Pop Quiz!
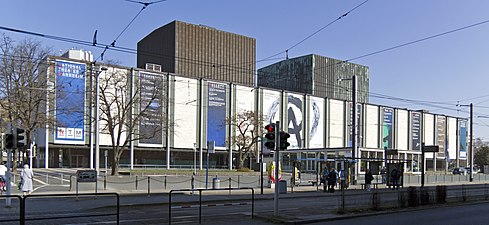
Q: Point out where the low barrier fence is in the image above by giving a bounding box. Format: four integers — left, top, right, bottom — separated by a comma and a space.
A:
0, 193, 119, 225
168, 187, 254, 225
336, 184, 489, 213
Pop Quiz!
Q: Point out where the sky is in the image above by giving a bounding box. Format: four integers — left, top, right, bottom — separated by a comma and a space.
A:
2, 0, 489, 140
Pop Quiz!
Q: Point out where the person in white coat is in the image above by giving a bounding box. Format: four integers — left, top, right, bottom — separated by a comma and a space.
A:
20, 164, 34, 195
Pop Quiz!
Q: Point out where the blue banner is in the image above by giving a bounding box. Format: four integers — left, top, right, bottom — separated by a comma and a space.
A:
55, 61, 86, 144
207, 82, 227, 148
459, 120, 467, 159
382, 108, 394, 149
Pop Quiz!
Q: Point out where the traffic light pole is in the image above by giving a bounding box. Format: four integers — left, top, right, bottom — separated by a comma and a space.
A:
274, 121, 280, 217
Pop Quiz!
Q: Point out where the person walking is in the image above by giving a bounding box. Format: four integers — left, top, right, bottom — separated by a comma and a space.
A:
327, 168, 338, 193
20, 164, 34, 196
365, 169, 374, 191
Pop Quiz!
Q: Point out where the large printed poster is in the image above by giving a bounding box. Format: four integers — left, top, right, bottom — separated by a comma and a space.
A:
447, 118, 457, 161
411, 112, 421, 150
55, 60, 86, 144
382, 108, 394, 149
139, 72, 164, 146
207, 82, 227, 148
309, 96, 324, 148
287, 94, 303, 149
459, 120, 467, 159
263, 89, 280, 124
437, 116, 446, 154
347, 103, 363, 147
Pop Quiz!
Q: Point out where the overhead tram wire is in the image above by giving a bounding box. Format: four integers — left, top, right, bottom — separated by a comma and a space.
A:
3, 17, 489, 106
258, 0, 370, 63
95, 0, 167, 62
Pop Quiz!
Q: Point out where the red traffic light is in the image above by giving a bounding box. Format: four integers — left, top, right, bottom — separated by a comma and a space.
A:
264, 123, 275, 132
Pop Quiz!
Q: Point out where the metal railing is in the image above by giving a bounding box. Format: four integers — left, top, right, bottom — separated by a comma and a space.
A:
0, 193, 119, 225
168, 187, 254, 225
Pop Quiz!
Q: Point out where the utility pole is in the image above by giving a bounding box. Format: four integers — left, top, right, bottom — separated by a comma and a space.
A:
469, 103, 473, 182
351, 75, 357, 185
274, 121, 280, 217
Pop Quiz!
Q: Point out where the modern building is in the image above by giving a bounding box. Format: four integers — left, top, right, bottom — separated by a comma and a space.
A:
32, 53, 467, 180
137, 20, 256, 86
257, 54, 369, 103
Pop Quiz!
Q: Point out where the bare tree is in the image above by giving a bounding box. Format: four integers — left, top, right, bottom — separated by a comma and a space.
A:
0, 34, 52, 167
97, 67, 168, 175
226, 110, 263, 169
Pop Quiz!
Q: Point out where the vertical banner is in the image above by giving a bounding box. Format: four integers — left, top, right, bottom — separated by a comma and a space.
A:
411, 112, 421, 150
309, 96, 324, 148
437, 116, 446, 154
263, 89, 280, 124
382, 108, 394, 149
459, 120, 467, 159
55, 60, 86, 144
287, 94, 303, 149
207, 82, 227, 148
347, 103, 363, 147
139, 72, 164, 146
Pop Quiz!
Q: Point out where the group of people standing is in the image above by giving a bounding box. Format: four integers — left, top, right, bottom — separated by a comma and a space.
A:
321, 168, 339, 193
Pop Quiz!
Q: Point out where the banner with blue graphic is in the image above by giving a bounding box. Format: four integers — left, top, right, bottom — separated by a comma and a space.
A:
459, 120, 467, 159
207, 82, 227, 148
382, 108, 394, 149
55, 60, 86, 144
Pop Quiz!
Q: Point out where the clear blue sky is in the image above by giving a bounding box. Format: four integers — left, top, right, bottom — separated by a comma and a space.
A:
2, 0, 489, 140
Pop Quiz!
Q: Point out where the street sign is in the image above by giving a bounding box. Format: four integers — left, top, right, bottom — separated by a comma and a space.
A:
207, 141, 215, 153
76, 170, 97, 182
424, 145, 439, 152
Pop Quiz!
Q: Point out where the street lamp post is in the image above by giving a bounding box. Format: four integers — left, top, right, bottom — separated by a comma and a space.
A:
95, 66, 108, 176
338, 75, 358, 184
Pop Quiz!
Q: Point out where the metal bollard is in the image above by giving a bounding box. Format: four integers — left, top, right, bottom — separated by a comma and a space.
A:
147, 177, 151, 197
104, 175, 107, 190
61, 173, 63, 185
238, 175, 240, 188
136, 176, 138, 190
164, 176, 167, 190
229, 177, 232, 195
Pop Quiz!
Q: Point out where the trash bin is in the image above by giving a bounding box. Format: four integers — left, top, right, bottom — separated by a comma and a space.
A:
279, 180, 287, 194
212, 177, 220, 189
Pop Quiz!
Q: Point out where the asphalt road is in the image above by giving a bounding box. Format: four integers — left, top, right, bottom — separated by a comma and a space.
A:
311, 202, 489, 225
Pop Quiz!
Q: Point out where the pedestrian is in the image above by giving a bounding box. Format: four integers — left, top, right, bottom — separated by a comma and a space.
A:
380, 167, 387, 184
321, 167, 329, 192
0, 164, 6, 192
20, 164, 34, 196
391, 168, 399, 190
365, 169, 374, 191
327, 168, 337, 193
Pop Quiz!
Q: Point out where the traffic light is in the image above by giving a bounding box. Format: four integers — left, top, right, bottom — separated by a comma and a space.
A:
264, 123, 276, 149
15, 127, 25, 148
279, 131, 290, 150
5, 134, 14, 149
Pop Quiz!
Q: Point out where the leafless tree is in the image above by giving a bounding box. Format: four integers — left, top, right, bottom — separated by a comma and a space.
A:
226, 110, 263, 169
0, 34, 52, 167
96, 67, 169, 175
